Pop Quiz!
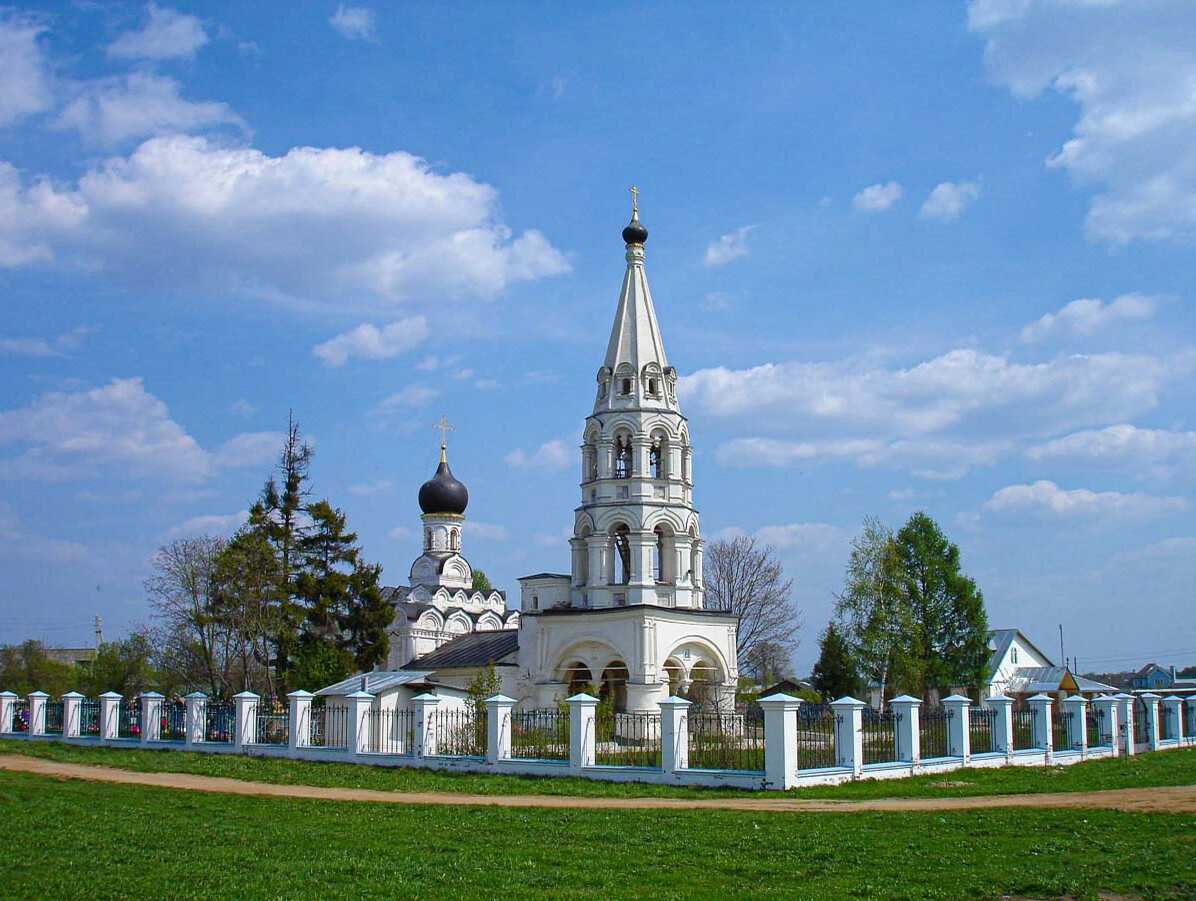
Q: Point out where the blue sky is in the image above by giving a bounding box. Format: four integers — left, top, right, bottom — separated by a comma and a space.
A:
2, 1, 1194, 676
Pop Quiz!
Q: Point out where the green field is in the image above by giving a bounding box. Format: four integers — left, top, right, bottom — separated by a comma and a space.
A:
1, 737, 1193, 801
0, 769, 1192, 899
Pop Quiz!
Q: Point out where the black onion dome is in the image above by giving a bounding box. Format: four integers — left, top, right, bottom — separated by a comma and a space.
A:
418, 456, 468, 515
622, 216, 648, 245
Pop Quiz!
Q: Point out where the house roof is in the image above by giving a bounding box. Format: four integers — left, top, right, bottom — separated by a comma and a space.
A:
518, 572, 571, 582
314, 670, 435, 697
406, 629, 520, 669
987, 628, 1056, 679
1005, 666, 1117, 695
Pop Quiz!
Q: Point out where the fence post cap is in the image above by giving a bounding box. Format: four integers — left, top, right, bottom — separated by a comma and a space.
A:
1139, 692, 1162, 701
985, 693, 1013, 704
286, 689, 314, 700
1026, 693, 1053, 703
890, 694, 921, 705
1062, 694, 1087, 703
1113, 692, 1134, 700
139, 690, 165, 699
658, 695, 692, 708
829, 696, 866, 709
942, 694, 971, 703
483, 693, 517, 705
98, 691, 123, 700
757, 693, 802, 709
184, 691, 209, 700
61, 691, 85, 700
0, 690, 17, 699
1162, 694, 1183, 703
27, 690, 50, 700
345, 690, 374, 701
232, 690, 260, 700
565, 692, 600, 705
412, 692, 441, 703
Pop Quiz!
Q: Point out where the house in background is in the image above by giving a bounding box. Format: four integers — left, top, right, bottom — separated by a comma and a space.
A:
983, 629, 1116, 705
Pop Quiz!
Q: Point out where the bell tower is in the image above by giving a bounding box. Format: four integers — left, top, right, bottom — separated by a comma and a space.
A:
570, 194, 703, 610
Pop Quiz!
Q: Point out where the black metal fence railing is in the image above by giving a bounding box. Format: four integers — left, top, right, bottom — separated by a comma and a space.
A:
43, 701, 64, 735
509, 709, 569, 761
970, 707, 996, 754
595, 711, 662, 768
205, 702, 235, 743
1086, 706, 1108, 747
1160, 706, 1174, 741
795, 704, 836, 770
11, 700, 30, 732
1053, 710, 1073, 750
255, 703, 290, 745
1011, 708, 1036, 750
363, 707, 415, 754
432, 708, 486, 757
687, 708, 765, 772
117, 699, 140, 739
309, 701, 349, 749
1133, 700, 1148, 745
159, 700, 186, 740
80, 699, 101, 737
919, 709, 950, 759
862, 708, 897, 765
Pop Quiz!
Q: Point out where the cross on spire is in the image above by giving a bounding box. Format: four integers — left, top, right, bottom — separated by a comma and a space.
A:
431, 413, 455, 461
630, 185, 639, 219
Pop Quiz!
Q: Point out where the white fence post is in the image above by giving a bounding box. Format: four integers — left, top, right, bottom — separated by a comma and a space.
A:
567, 693, 599, 773
62, 691, 84, 739
140, 691, 164, 744
99, 691, 121, 741
233, 691, 259, 751
413, 693, 441, 759
0, 691, 16, 733
1114, 693, 1135, 755
1140, 693, 1161, 750
1185, 696, 1196, 745
659, 695, 691, 775
27, 691, 48, 736
943, 694, 972, 762
184, 692, 207, 748
288, 690, 313, 751
1062, 695, 1087, 755
1092, 695, 1119, 754
1161, 695, 1183, 742
890, 695, 921, 764
1027, 693, 1053, 758
346, 690, 374, 758
758, 693, 801, 789
485, 694, 516, 764
830, 696, 864, 777
985, 694, 1014, 761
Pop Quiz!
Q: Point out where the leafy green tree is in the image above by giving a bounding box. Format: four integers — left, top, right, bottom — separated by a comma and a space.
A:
0, 641, 76, 697
465, 661, 502, 714
1178, 665, 1196, 679
810, 622, 860, 702
471, 569, 493, 591
77, 633, 157, 696
212, 518, 283, 695
291, 641, 353, 691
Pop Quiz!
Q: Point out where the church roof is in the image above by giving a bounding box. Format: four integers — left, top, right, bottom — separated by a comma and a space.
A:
406, 629, 519, 669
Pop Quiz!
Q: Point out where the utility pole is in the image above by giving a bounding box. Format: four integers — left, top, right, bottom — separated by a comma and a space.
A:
94, 614, 103, 649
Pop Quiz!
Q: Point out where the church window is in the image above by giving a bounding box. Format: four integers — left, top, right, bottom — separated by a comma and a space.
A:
532, 595, 538, 610
1012, 647, 1018, 665
620, 378, 632, 396
614, 436, 632, 478
650, 438, 665, 479
647, 378, 657, 396
612, 525, 631, 585
655, 528, 665, 582
424, 528, 432, 551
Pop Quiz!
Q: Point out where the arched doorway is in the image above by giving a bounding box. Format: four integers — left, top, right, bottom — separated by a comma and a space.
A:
600, 662, 629, 712
564, 661, 594, 696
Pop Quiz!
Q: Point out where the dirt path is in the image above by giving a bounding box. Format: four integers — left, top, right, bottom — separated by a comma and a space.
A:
2, 753, 1194, 813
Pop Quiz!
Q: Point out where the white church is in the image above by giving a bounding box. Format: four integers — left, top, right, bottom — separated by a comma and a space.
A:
379, 199, 740, 714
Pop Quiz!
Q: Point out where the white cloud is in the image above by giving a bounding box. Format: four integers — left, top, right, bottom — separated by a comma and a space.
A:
703, 225, 755, 266
504, 439, 572, 471
329, 5, 377, 41
920, 180, 981, 221
1026, 424, 1196, 471
703, 292, 733, 312
416, 353, 463, 372
210, 431, 285, 469
970, 0, 1196, 243
388, 525, 411, 539
108, 4, 209, 60
0, 378, 287, 482
473, 378, 500, 390
852, 181, 902, 212
229, 399, 256, 417
0, 12, 52, 126
1020, 293, 1159, 342
349, 479, 393, 496
753, 522, 849, 551
465, 521, 508, 541
0, 136, 570, 309
983, 479, 1188, 518
313, 316, 429, 367
55, 72, 244, 147
0, 326, 92, 358
168, 510, 247, 537
716, 436, 1009, 480
373, 384, 438, 411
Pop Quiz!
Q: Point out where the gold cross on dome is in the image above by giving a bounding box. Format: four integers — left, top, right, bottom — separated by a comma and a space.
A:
630, 185, 639, 217
431, 413, 455, 449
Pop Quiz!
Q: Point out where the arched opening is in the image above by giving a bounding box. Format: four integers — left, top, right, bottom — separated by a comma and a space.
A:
614, 434, 632, 478
600, 662, 629, 712
424, 528, 432, 551
663, 658, 685, 698
450, 528, 460, 552
687, 658, 719, 711
610, 523, 631, 585
577, 525, 591, 585
654, 524, 675, 583
620, 377, 632, 396
564, 662, 593, 696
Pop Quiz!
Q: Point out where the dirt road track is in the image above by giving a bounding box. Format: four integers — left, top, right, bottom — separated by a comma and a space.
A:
3, 754, 1194, 813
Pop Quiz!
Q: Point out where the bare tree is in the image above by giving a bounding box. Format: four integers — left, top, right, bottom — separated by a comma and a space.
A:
144, 536, 229, 697
704, 536, 802, 675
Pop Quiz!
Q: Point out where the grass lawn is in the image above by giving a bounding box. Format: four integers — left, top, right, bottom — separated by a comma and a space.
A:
0, 770, 1193, 899
1, 737, 1194, 801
